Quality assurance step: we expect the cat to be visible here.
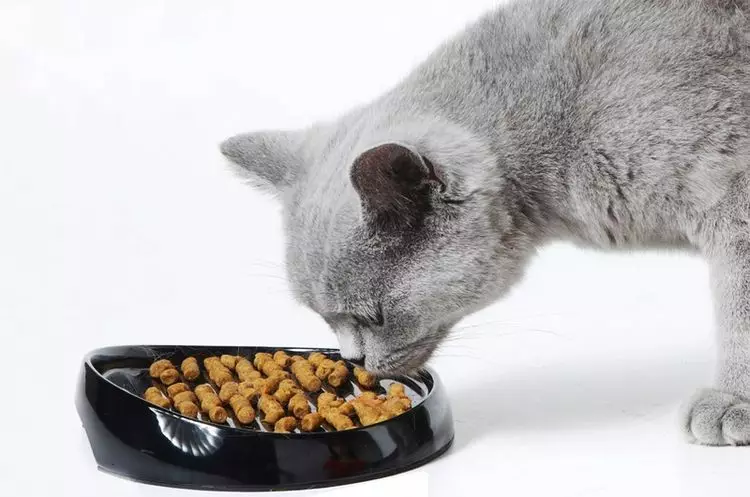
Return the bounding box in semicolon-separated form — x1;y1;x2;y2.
220;0;750;446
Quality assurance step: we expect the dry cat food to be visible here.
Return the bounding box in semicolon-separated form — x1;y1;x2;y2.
141;350;414;433
149;359;180;385
194;384;228;423
180;357;200;381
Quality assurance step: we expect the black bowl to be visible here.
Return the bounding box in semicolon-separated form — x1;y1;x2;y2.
76;345;454;491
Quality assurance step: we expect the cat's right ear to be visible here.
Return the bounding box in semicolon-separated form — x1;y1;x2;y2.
220;130;304;194
350;142;446;231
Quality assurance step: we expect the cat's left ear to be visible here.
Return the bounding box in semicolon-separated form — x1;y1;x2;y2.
350;142;447;230
220;130;304;194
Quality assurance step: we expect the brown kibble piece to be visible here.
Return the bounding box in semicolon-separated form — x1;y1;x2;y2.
167;383;190;398
308;352;326;368
249;377;266;388
195;383;227;424
220;354;238;370
273;350;291;368
273;389;299;406
388;383;408;399
353;367;377;389
264;371;290;394
245;377;270;396
149;359;174;378
318;392;354;421
359;396;386;410
350;383;409;419
195;384;222;411
321;408;355;431
172;391;198;406
229;394;255;424
278;378;299;391
144;387;171;408
288;393;311;419
226;394;254;423
315;359;337;380
382;397;410;417
254;351;284;376
167;384;200;419
385;382;411;413
207;405;228;424
253;352;273;369
327;361;349;388
290;359;322;392
210;369;233;386
159;367;180;385
219;381;239;403
194;383;214;398
317;392;344;412
204;356;220;369
351;399;389;426
247;377;268;395
300;412;324;432
180;357;200;381
316;392;355;422
274;416;297;433
235;357;260;382
238;381;260;403
176;401;199;418
261;360;284;377
203;357;234;386
338;402;355;417
243;370;261;380
359;391;380;402
357;391;390;417
274;379;302;405
259;394;285;424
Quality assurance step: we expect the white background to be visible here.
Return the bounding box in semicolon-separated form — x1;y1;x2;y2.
2;1;749;496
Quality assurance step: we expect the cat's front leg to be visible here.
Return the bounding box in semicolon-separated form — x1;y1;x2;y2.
684;238;750;446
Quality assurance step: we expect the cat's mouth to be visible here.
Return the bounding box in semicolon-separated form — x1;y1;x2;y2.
366;339;440;376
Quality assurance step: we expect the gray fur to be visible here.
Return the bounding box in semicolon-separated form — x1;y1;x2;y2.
222;0;750;445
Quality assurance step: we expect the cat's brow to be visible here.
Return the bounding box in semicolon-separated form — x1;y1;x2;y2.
321;302;375;320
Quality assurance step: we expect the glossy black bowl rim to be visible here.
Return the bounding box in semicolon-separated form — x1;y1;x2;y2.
78;344;455;491
84;344;440;437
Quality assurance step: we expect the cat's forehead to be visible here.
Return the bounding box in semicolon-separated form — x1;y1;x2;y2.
287;225;404;314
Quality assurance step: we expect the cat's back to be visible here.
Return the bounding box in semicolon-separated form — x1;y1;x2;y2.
404;0;749;127
391;0;749;246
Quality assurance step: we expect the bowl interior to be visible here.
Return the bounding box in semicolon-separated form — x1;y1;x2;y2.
89;345;434;433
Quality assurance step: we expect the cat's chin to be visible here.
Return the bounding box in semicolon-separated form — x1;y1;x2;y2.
365;340;439;377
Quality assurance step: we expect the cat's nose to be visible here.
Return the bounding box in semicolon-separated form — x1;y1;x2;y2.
335;328;364;362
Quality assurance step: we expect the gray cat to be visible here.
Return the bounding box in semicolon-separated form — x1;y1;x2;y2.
221;0;750;446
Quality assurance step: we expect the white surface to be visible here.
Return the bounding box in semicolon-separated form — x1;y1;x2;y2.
2;1;749;496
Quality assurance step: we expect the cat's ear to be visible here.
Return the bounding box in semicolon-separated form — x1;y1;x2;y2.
350;143;446;230
220;130;304;194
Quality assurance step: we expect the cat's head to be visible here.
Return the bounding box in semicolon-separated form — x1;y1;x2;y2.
221;118;531;374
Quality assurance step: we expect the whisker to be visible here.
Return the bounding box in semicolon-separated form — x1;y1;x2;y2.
244;273;290;281
452;322;568;338
454;314;570;329
431;352;482;359
245;261;285;268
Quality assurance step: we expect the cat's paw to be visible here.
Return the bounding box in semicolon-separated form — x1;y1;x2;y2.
683;388;750;446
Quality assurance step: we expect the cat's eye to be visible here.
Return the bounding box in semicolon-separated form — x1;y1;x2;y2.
372;303;385;326
352;304;384;328
422;157;447;193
